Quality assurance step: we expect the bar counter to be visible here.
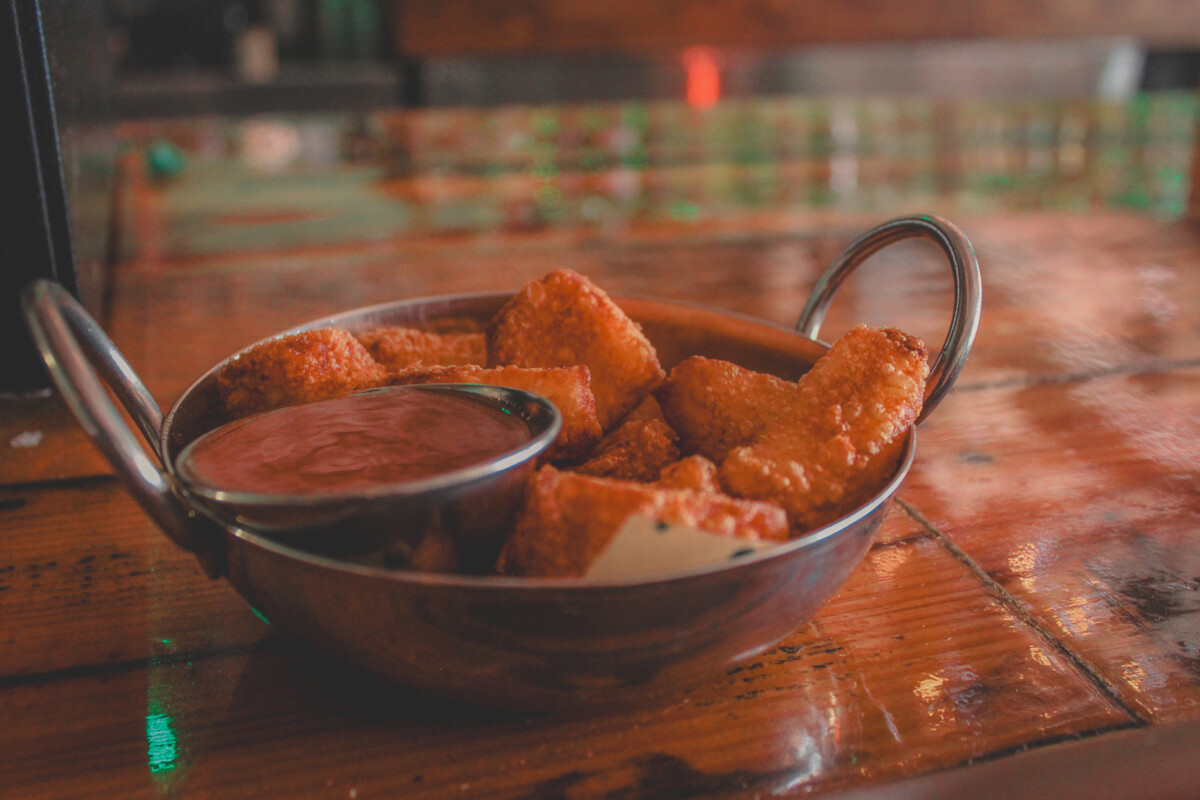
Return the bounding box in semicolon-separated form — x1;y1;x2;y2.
3;93;1200;797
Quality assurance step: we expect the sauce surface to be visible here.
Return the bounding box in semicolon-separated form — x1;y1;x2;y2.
179;388;532;495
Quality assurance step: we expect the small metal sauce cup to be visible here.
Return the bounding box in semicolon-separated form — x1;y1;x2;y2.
172;383;561;567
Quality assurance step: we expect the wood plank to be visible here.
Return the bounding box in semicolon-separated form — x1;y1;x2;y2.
0;394;112;486
0;481;265;678
902;368;1200;722
0;530;1130;797
827;716;1200;800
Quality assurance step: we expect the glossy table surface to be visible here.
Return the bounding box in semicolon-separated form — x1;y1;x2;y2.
4;92;1200;798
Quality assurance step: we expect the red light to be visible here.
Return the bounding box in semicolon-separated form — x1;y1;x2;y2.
683;47;720;109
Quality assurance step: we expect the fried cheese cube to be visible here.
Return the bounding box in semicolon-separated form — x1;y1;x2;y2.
486;269;665;431
216;327;386;420
571;418;681;483
387;363;603;460
494;467;790;577
656;356;802;462
618;393;669;426
654;455;722;494
719;325;929;532
424;316;484;335
356;326;486;371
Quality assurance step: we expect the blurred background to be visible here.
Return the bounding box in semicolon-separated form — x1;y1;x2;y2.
46;1;1200;117
6;0;1200;392
41;1;1200;274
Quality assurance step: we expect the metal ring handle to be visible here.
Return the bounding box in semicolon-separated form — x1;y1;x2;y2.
796;215;981;424
21;280;223;577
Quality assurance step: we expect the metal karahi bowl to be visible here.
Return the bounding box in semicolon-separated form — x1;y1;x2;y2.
23;215;980;712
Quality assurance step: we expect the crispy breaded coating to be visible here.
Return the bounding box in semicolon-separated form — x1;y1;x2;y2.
495;467;790;577
425;316;484;335
572;418;681;483
487;269;665;431
719;325;929;532
656;356;802;462
356;326;485;371
386;363;602;461
216;328;386;420
619;393;669;426
655;455;722;494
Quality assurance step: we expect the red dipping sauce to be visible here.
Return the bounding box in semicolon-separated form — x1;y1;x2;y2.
177;387;533;496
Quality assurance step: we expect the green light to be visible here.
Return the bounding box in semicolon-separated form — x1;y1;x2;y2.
146;709;179;774
668;200;700;221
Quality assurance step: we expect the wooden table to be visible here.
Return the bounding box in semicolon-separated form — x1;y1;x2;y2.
4;93;1200;798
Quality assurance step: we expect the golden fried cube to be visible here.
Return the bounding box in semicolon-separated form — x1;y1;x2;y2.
356;326;486;371
618;393;668;426
572;418;681;483
387;363;603;461
719;325;929;531
487;269;665;431
216;327;386;420
655;455;721;494
656;355;802;462
495;466;790;578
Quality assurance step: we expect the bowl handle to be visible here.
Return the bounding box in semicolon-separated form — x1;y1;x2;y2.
796;215;982;424
21;280;224;578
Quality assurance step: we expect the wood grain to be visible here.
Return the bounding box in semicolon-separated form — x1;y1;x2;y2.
0;482;265;678
0;395;112;486
903;368;1200;722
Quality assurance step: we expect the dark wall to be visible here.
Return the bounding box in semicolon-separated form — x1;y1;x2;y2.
2;0;113;394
